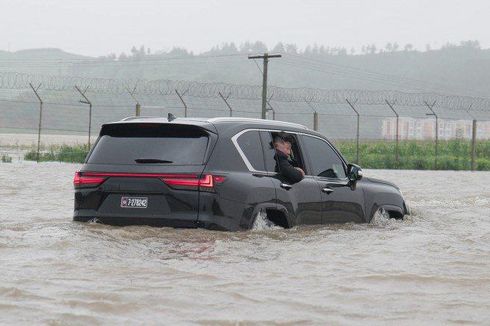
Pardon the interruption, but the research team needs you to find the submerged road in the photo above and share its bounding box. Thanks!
[0,162,489,325]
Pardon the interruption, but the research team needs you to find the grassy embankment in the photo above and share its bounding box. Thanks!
[22,140,490,170]
[336,140,490,170]
[24,144,89,163]
[1,154,12,163]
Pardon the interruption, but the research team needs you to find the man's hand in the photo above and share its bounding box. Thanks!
[294,167,305,176]
[274,142,289,156]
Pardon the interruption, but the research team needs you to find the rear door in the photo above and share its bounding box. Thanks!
[260,131,323,226]
[81,123,214,225]
[300,134,365,223]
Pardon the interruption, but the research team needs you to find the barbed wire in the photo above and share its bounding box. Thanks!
[0,71,489,111]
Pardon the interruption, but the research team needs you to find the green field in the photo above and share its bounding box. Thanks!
[23,140,490,170]
[335,140,490,170]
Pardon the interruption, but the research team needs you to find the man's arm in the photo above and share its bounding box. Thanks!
[276,153,304,183]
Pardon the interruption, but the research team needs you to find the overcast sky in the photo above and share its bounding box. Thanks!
[1,0,489,56]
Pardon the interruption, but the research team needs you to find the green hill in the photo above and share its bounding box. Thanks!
[0,41,489,97]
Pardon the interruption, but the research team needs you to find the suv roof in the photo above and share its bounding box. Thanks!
[116,116,308,130]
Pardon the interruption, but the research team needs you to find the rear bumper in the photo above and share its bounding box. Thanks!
[73,210,242,231]
[73,215,198,228]
[74,207,200,227]
[74,192,255,231]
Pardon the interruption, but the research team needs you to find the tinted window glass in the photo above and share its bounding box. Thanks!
[237,131,265,171]
[88,124,208,165]
[260,131,277,172]
[302,136,346,179]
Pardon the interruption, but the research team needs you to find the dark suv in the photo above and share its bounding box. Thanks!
[74,117,409,231]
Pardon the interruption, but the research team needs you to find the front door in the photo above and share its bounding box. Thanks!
[260,131,323,226]
[300,135,365,223]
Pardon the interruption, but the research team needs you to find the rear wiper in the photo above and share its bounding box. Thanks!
[135,158,173,164]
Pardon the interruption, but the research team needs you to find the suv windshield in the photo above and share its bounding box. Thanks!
[87,123,209,165]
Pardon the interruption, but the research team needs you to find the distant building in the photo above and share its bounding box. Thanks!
[382,117,490,140]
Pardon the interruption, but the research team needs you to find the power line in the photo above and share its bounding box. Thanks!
[276,60,422,92]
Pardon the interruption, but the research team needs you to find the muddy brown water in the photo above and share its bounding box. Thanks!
[1,162,489,325]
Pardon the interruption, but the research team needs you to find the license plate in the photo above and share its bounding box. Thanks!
[121,196,148,208]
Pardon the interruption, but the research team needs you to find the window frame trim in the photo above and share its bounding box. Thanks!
[231,129,266,172]
[231,128,349,180]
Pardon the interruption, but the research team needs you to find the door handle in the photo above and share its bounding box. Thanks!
[322,187,334,194]
[280,183,292,190]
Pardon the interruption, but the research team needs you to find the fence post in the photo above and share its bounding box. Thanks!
[345,99,360,164]
[305,100,319,131]
[175,89,188,117]
[471,119,477,171]
[218,92,233,117]
[385,99,399,168]
[424,101,438,169]
[266,99,276,120]
[29,83,43,163]
[466,104,477,171]
[126,85,140,117]
[74,85,93,148]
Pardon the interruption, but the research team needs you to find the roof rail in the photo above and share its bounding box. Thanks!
[120,116,162,121]
[207,117,308,129]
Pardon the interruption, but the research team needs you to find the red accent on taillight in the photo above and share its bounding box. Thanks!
[73,171,107,188]
[212,176,226,184]
[162,175,203,188]
[161,174,226,191]
[73,172,225,191]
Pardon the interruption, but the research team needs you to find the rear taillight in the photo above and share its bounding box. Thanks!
[73,172,225,191]
[73,171,107,188]
[161,174,225,191]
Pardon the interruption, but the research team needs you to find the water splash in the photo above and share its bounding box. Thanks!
[370,207,393,226]
[252,210,283,231]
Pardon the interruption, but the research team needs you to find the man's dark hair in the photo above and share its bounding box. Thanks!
[273,132,292,144]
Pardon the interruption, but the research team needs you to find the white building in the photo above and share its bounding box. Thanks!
[382,117,490,140]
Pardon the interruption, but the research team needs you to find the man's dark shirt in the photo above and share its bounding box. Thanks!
[274,150,304,184]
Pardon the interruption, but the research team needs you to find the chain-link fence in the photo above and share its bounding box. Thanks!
[1,72,489,169]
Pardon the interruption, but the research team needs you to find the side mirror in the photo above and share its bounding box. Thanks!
[347,163,363,182]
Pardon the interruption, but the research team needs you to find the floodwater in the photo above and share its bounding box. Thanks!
[0,162,489,325]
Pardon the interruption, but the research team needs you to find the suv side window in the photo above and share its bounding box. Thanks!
[259,131,277,172]
[236,130,265,171]
[302,135,346,179]
[260,131,307,173]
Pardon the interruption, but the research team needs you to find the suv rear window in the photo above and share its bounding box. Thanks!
[87,123,209,165]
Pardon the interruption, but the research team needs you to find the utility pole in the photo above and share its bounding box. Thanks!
[248,53,282,119]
